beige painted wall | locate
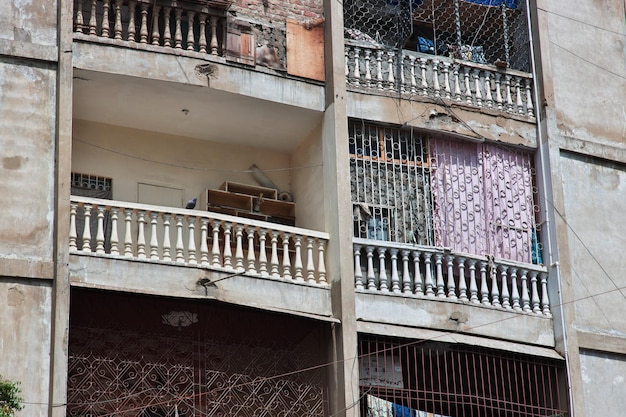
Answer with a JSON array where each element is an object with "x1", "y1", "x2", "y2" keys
[
  {"x1": 560, "y1": 152, "x2": 626, "y2": 337},
  {"x1": 0, "y1": 61, "x2": 56, "y2": 263},
  {"x1": 72, "y1": 120, "x2": 293, "y2": 207},
  {"x1": 0, "y1": 0, "x2": 57, "y2": 46},
  {"x1": 538, "y1": 0, "x2": 626, "y2": 145}
]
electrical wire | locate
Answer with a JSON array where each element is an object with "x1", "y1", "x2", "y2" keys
[
  {"x1": 73, "y1": 138, "x2": 324, "y2": 173},
  {"x1": 537, "y1": 6, "x2": 626, "y2": 37}
]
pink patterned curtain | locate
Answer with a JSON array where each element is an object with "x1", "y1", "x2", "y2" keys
[{"x1": 430, "y1": 138, "x2": 535, "y2": 263}]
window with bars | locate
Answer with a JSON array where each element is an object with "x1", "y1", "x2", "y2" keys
[
  {"x1": 349, "y1": 121, "x2": 543, "y2": 264},
  {"x1": 358, "y1": 335, "x2": 569, "y2": 417}
]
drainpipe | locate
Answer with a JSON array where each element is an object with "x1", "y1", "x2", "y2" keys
[{"x1": 525, "y1": 0, "x2": 575, "y2": 415}]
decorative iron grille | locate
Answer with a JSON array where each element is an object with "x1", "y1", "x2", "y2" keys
[
  {"x1": 344, "y1": 0, "x2": 531, "y2": 72},
  {"x1": 349, "y1": 121, "x2": 433, "y2": 245},
  {"x1": 359, "y1": 335, "x2": 569, "y2": 417}
]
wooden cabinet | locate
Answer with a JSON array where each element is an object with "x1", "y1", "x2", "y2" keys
[{"x1": 199, "y1": 182, "x2": 295, "y2": 226}]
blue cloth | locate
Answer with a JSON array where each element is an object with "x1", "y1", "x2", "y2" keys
[
  {"x1": 462, "y1": 0, "x2": 519, "y2": 8},
  {"x1": 392, "y1": 404, "x2": 414, "y2": 417}
]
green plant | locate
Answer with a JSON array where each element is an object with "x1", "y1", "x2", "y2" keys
[{"x1": 0, "y1": 376, "x2": 23, "y2": 417}]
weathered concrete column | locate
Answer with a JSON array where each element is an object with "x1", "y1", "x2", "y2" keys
[{"x1": 323, "y1": 0, "x2": 360, "y2": 415}]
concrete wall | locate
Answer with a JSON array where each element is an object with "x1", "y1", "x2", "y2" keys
[{"x1": 579, "y1": 350, "x2": 626, "y2": 416}]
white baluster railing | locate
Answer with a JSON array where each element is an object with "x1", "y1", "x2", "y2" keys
[
  {"x1": 353, "y1": 238, "x2": 550, "y2": 316},
  {"x1": 73, "y1": 0, "x2": 227, "y2": 57},
  {"x1": 344, "y1": 41, "x2": 535, "y2": 118},
  {"x1": 70, "y1": 196, "x2": 330, "y2": 286}
]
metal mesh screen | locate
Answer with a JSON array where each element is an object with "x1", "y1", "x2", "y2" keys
[{"x1": 344, "y1": 0, "x2": 530, "y2": 72}]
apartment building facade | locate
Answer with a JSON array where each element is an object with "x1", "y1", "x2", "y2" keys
[{"x1": 0, "y1": 0, "x2": 624, "y2": 416}]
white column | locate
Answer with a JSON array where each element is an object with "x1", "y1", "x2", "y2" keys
[
  {"x1": 259, "y1": 228, "x2": 269, "y2": 276},
  {"x1": 200, "y1": 218, "x2": 209, "y2": 266},
  {"x1": 95, "y1": 206, "x2": 106, "y2": 254},
  {"x1": 150, "y1": 212, "x2": 159, "y2": 260},
  {"x1": 234, "y1": 224, "x2": 245, "y2": 271},
  {"x1": 390, "y1": 249, "x2": 400, "y2": 293},
  {"x1": 223, "y1": 222, "x2": 233, "y2": 269},
  {"x1": 69, "y1": 204, "x2": 77, "y2": 251},
  {"x1": 110, "y1": 207, "x2": 119, "y2": 255},
  {"x1": 282, "y1": 232, "x2": 292, "y2": 279},
  {"x1": 81, "y1": 204, "x2": 92, "y2": 252},
  {"x1": 366, "y1": 246, "x2": 376, "y2": 290},
  {"x1": 246, "y1": 226, "x2": 257, "y2": 274},
  {"x1": 162, "y1": 213, "x2": 171, "y2": 261},
  {"x1": 187, "y1": 216, "x2": 197, "y2": 265}
]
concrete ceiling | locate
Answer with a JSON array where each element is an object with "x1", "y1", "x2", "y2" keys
[{"x1": 72, "y1": 69, "x2": 323, "y2": 152}]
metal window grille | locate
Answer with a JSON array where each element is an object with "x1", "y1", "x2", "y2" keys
[
  {"x1": 349, "y1": 121, "x2": 433, "y2": 245},
  {"x1": 71, "y1": 172, "x2": 112, "y2": 192},
  {"x1": 344, "y1": 0, "x2": 530, "y2": 72},
  {"x1": 359, "y1": 335, "x2": 569, "y2": 417}
]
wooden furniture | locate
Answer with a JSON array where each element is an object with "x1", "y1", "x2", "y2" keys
[{"x1": 199, "y1": 182, "x2": 296, "y2": 226}]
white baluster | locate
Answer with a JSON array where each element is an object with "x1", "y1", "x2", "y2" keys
[
  {"x1": 223, "y1": 222, "x2": 233, "y2": 269},
  {"x1": 376, "y1": 50, "x2": 384, "y2": 90},
  {"x1": 123, "y1": 209, "x2": 133, "y2": 257},
  {"x1": 399, "y1": 54, "x2": 406, "y2": 93},
  {"x1": 114, "y1": 0, "x2": 123, "y2": 39},
  {"x1": 187, "y1": 216, "x2": 197, "y2": 265},
  {"x1": 453, "y1": 65, "x2": 462, "y2": 101},
  {"x1": 491, "y1": 261, "x2": 501, "y2": 307},
  {"x1": 500, "y1": 265, "x2": 510, "y2": 309},
  {"x1": 390, "y1": 249, "x2": 400, "y2": 293},
  {"x1": 401, "y1": 250, "x2": 411, "y2": 294},
  {"x1": 442, "y1": 62, "x2": 451, "y2": 99},
  {"x1": 162, "y1": 213, "x2": 171, "y2": 261},
  {"x1": 344, "y1": 47, "x2": 350, "y2": 79},
  {"x1": 473, "y1": 69, "x2": 482, "y2": 107},
  {"x1": 435, "y1": 254, "x2": 445, "y2": 298},
  {"x1": 540, "y1": 273, "x2": 551, "y2": 316},
  {"x1": 510, "y1": 268, "x2": 521, "y2": 311},
  {"x1": 479, "y1": 261, "x2": 490, "y2": 305},
  {"x1": 505, "y1": 75, "x2": 513, "y2": 113},
  {"x1": 423, "y1": 253, "x2": 434, "y2": 296},
  {"x1": 174, "y1": 9, "x2": 183, "y2": 49},
  {"x1": 409, "y1": 55, "x2": 417, "y2": 94},
  {"x1": 82, "y1": 204, "x2": 92, "y2": 252},
  {"x1": 446, "y1": 255, "x2": 457, "y2": 299},
  {"x1": 458, "y1": 257, "x2": 468, "y2": 302},
  {"x1": 136, "y1": 210, "x2": 146, "y2": 259},
  {"x1": 306, "y1": 237, "x2": 316, "y2": 284},
  {"x1": 317, "y1": 239, "x2": 327, "y2": 285},
  {"x1": 366, "y1": 246, "x2": 376, "y2": 290},
  {"x1": 95, "y1": 206, "x2": 105, "y2": 254},
  {"x1": 127, "y1": 0, "x2": 136, "y2": 42},
  {"x1": 200, "y1": 218, "x2": 209, "y2": 266},
  {"x1": 175, "y1": 215, "x2": 184, "y2": 262},
  {"x1": 364, "y1": 49, "x2": 372, "y2": 87},
  {"x1": 468, "y1": 259, "x2": 479, "y2": 303},
  {"x1": 353, "y1": 47, "x2": 361, "y2": 85},
  {"x1": 211, "y1": 220, "x2": 221, "y2": 267},
  {"x1": 75, "y1": 0, "x2": 84, "y2": 33},
  {"x1": 485, "y1": 71, "x2": 493, "y2": 108},
  {"x1": 69, "y1": 204, "x2": 77, "y2": 251},
  {"x1": 209, "y1": 16, "x2": 219, "y2": 55},
  {"x1": 186, "y1": 11, "x2": 195, "y2": 51},
  {"x1": 294, "y1": 235, "x2": 304, "y2": 281},
  {"x1": 88, "y1": 0, "x2": 97, "y2": 36},
  {"x1": 149, "y1": 212, "x2": 159, "y2": 260},
  {"x1": 258, "y1": 229, "x2": 268, "y2": 276},
  {"x1": 420, "y1": 58, "x2": 428, "y2": 96},
  {"x1": 377, "y1": 247, "x2": 388, "y2": 291},
  {"x1": 270, "y1": 231, "x2": 280, "y2": 278},
  {"x1": 101, "y1": 0, "x2": 110, "y2": 38},
  {"x1": 464, "y1": 67, "x2": 472, "y2": 104},
  {"x1": 198, "y1": 13, "x2": 207, "y2": 53},
  {"x1": 525, "y1": 78, "x2": 534, "y2": 117},
  {"x1": 412, "y1": 250, "x2": 423, "y2": 295},
  {"x1": 163, "y1": 7, "x2": 171, "y2": 47},
  {"x1": 110, "y1": 207, "x2": 119, "y2": 255},
  {"x1": 234, "y1": 224, "x2": 245, "y2": 271},
  {"x1": 432, "y1": 60, "x2": 441, "y2": 98},
  {"x1": 520, "y1": 269, "x2": 531, "y2": 312},
  {"x1": 246, "y1": 226, "x2": 257, "y2": 274},
  {"x1": 515, "y1": 77, "x2": 524, "y2": 114},
  {"x1": 530, "y1": 271, "x2": 541, "y2": 313},
  {"x1": 386, "y1": 51, "x2": 395, "y2": 90},
  {"x1": 282, "y1": 233, "x2": 292, "y2": 279},
  {"x1": 354, "y1": 244, "x2": 364, "y2": 289},
  {"x1": 494, "y1": 72, "x2": 503, "y2": 110},
  {"x1": 151, "y1": 5, "x2": 161, "y2": 45},
  {"x1": 139, "y1": 3, "x2": 149, "y2": 43}
]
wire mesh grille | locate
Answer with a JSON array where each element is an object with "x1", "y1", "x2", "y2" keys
[
  {"x1": 359, "y1": 335, "x2": 569, "y2": 417},
  {"x1": 344, "y1": 0, "x2": 530, "y2": 72}
]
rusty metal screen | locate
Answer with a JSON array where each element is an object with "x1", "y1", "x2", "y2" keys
[
  {"x1": 67, "y1": 289, "x2": 327, "y2": 417},
  {"x1": 359, "y1": 335, "x2": 569, "y2": 417},
  {"x1": 344, "y1": 0, "x2": 530, "y2": 72}
]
